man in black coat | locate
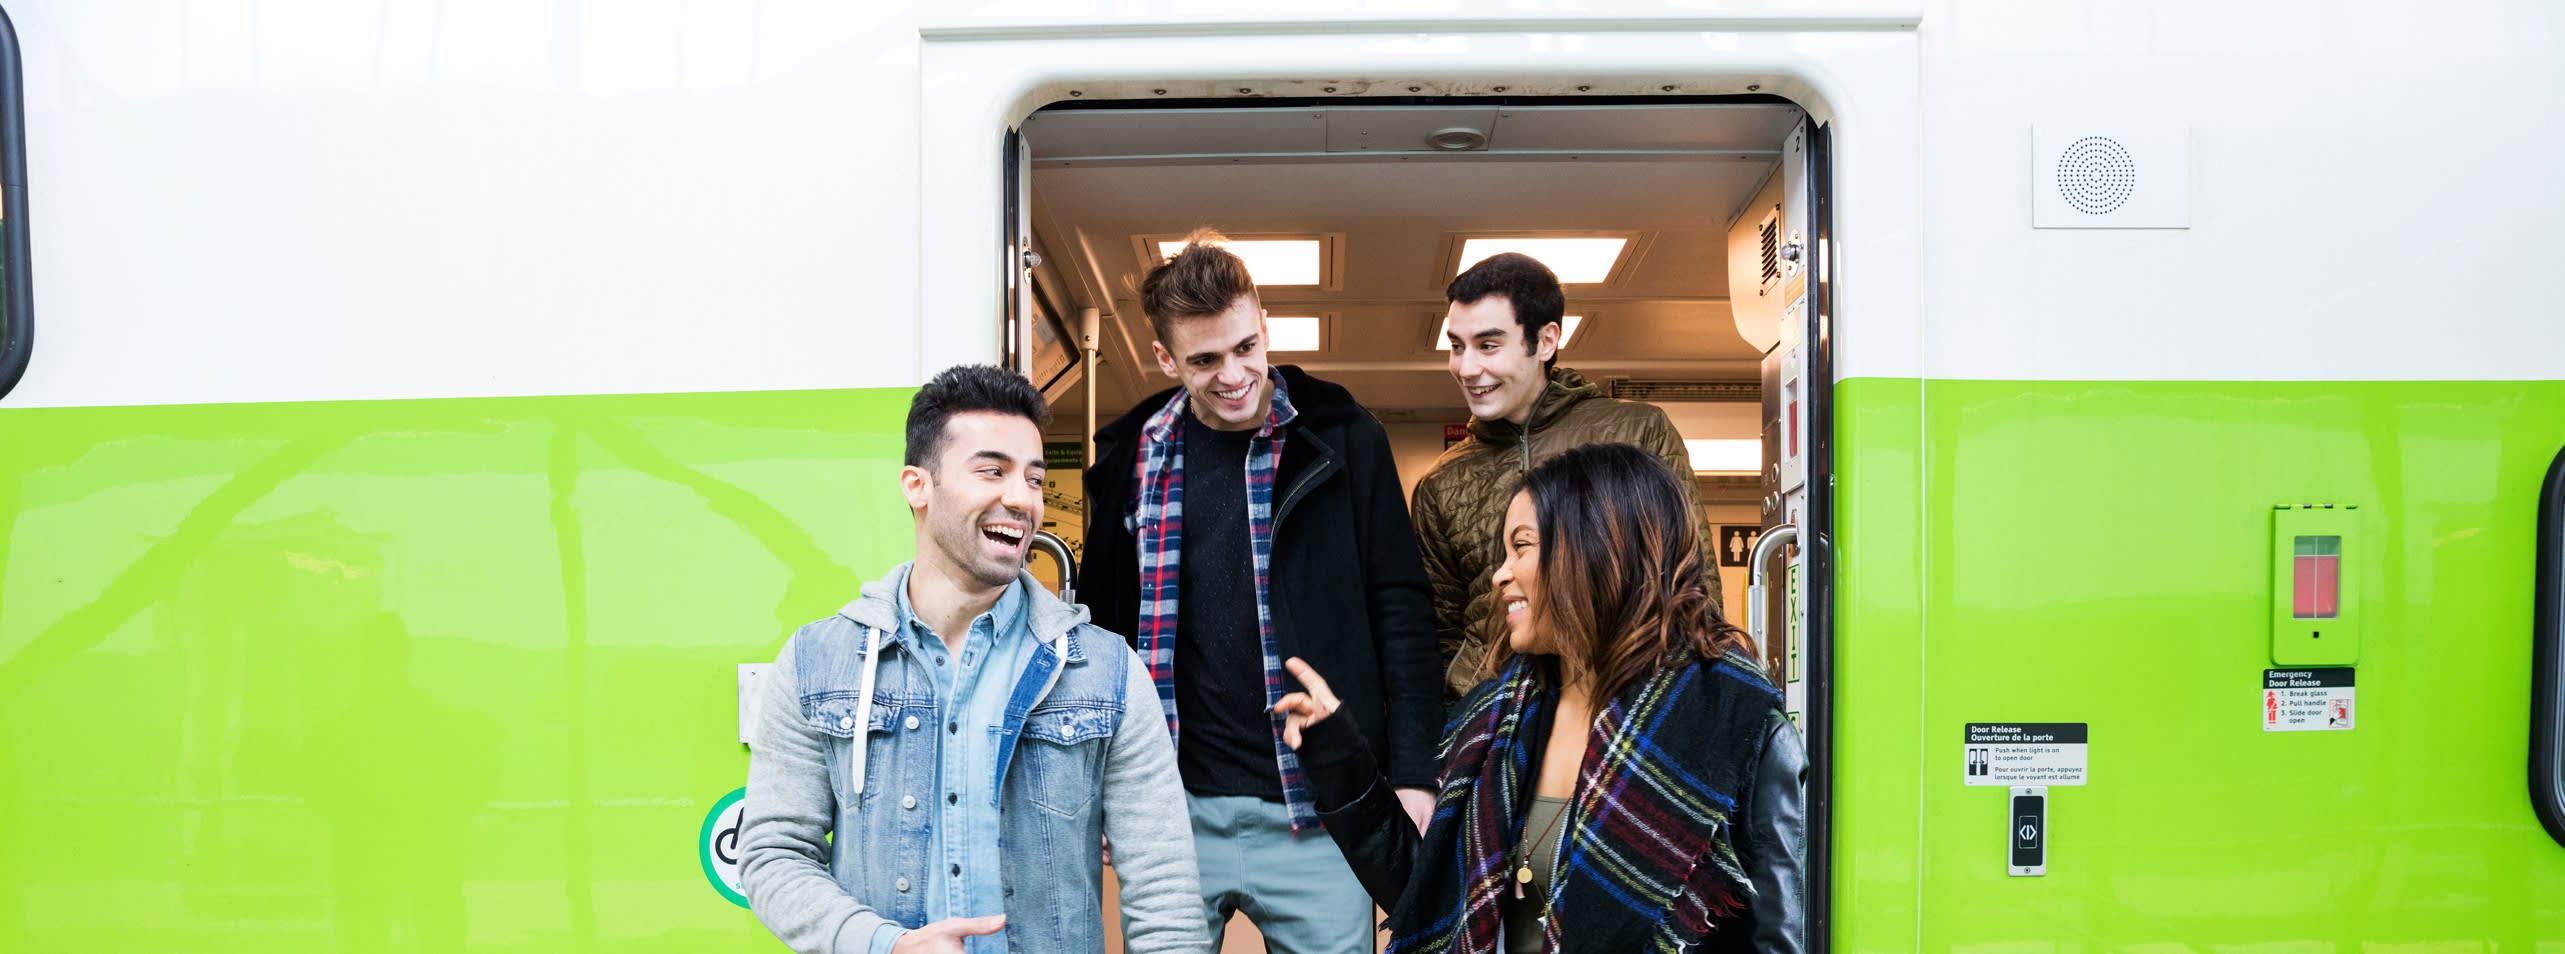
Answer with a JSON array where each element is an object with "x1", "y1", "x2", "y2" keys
[{"x1": 1084, "y1": 233, "x2": 1441, "y2": 952}]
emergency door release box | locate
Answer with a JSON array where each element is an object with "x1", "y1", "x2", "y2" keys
[{"x1": 2271, "y1": 505, "x2": 2359, "y2": 666}]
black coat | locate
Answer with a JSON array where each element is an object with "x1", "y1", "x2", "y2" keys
[{"x1": 1084, "y1": 366, "x2": 1441, "y2": 789}]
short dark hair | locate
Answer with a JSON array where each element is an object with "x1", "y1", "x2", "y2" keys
[
  {"x1": 904, "y1": 364, "x2": 1050, "y2": 468},
  {"x1": 1138, "y1": 229, "x2": 1260, "y2": 344},
  {"x1": 1447, "y1": 252, "x2": 1566, "y2": 370}
]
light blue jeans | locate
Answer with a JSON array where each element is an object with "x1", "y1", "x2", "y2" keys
[{"x1": 1186, "y1": 793, "x2": 1378, "y2": 953}]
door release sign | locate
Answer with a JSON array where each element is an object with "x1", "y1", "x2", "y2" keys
[
  {"x1": 1963, "y1": 723, "x2": 2087, "y2": 786},
  {"x1": 2263, "y1": 668, "x2": 2354, "y2": 732}
]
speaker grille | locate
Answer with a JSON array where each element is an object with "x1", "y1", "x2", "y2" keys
[{"x1": 2057, "y1": 136, "x2": 2137, "y2": 215}]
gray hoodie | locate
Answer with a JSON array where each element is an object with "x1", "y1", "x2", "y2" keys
[{"x1": 739, "y1": 566, "x2": 1208, "y2": 952}]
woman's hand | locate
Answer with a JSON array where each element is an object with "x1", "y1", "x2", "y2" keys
[{"x1": 1271, "y1": 657, "x2": 1341, "y2": 751}]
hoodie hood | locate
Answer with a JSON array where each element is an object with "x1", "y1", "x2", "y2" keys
[{"x1": 838, "y1": 562, "x2": 1092, "y2": 664}]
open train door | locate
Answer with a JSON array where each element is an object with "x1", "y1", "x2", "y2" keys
[
  {"x1": 1737, "y1": 116, "x2": 1834, "y2": 952},
  {"x1": 1000, "y1": 124, "x2": 1088, "y2": 601},
  {"x1": 1800, "y1": 118, "x2": 1837, "y2": 954},
  {"x1": 1002, "y1": 126, "x2": 1037, "y2": 382}
]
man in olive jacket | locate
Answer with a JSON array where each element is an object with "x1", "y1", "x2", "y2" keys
[
  {"x1": 1413, "y1": 252, "x2": 1724, "y2": 700},
  {"x1": 1083, "y1": 236, "x2": 1442, "y2": 952}
]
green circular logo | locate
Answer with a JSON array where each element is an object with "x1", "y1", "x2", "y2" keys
[{"x1": 699, "y1": 787, "x2": 749, "y2": 908}]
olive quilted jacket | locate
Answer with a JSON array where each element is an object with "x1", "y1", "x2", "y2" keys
[{"x1": 1409, "y1": 368, "x2": 1724, "y2": 700}]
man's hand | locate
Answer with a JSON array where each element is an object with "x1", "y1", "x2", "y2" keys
[
  {"x1": 890, "y1": 915, "x2": 1006, "y2": 953},
  {"x1": 1272, "y1": 657, "x2": 1341, "y2": 751},
  {"x1": 1393, "y1": 787, "x2": 1435, "y2": 834}
]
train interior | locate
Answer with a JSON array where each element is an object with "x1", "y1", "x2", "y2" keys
[{"x1": 1012, "y1": 97, "x2": 1814, "y2": 951}]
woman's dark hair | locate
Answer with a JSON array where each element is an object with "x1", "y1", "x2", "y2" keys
[
  {"x1": 904, "y1": 364, "x2": 1050, "y2": 468},
  {"x1": 1507, "y1": 442, "x2": 1747, "y2": 700}
]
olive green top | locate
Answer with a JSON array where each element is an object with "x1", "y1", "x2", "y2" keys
[{"x1": 1505, "y1": 795, "x2": 1573, "y2": 954}]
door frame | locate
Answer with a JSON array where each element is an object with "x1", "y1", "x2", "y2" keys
[{"x1": 926, "y1": 20, "x2": 1920, "y2": 952}]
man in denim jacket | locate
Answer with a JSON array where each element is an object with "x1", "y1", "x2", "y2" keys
[{"x1": 740, "y1": 365, "x2": 1207, "y2": 954}]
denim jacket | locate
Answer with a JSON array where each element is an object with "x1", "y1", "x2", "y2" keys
[{"x1": 739, "y1": 566, "x2": 1208, "y2": 953}]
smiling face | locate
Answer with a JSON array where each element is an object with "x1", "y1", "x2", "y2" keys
[
  {"x1": 1445, "y1": 296, "x2": 1559, "y2": 426},
  {"x1": 1491, "y1": 490, "x2": 1547, "y2": 655},
  {"x1": 1152, "y1": 293, "x2": 1273, "y2": 432},
  {"x1": 902, "y1": 410, "x2": 1046, "y2": 590}
]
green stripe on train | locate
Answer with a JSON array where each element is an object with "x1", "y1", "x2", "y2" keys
[
  {"x1": 6, "y1": 378, "x2": 2565, "y2": 950},
  {"x1": 0, "y1": 388, "x2": 914, "y2": 952},
  {"x1": 1835, "y1": 377, "x2": 2565, "y2": 951}
]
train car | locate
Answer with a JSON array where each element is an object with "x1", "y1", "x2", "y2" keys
[{"x1": 2, "y1": 1, "x2": 2560, "y2": 951}]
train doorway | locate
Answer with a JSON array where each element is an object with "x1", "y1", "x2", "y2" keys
[{"x1": 1003, "y1": 95, "x2": 1837, "y2": 953}]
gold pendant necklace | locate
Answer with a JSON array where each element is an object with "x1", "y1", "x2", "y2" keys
[{"x1": 1510, "y1": 799, "x2": 1571, "y2": 901}]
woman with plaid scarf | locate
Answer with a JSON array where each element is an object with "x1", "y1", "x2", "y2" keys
[{"x1": 1277, "y1": 443, "x2": 1807, "y2": 953}]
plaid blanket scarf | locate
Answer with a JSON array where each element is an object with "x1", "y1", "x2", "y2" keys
[
  {"x1": 1130, "y1": 369, "x2": 1323, "y2": 829},
  {"x1": 1387, "y1": 650, "x2": 1781, "y2": 954}
]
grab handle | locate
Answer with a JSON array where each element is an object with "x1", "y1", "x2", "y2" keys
[
  {"x1": 2533, "y1": 445, "x2": 2565, "y2": 848},
  {"x1": 1746, "y1": 525, "x2": 1800, "y2": 664},
  {"x1": 1029, "y1": 530, "x2": 1078, "y2": 604}
]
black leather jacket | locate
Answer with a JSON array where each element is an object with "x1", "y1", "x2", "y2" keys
[
  {"x1": 1738, "y1": 714, "x2": 1809, "y2": 954},
  {"x1": 1301, "y1": 709, "x2": 1808, "y2": 953}
]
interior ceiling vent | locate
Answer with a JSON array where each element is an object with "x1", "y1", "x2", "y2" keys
[
  {"x1": 1427, "y1": 126, "x2": 1489, "y2": 151},
  {"x1": 1606, "y1": 379, "x2": 1759, "y2": 403}
]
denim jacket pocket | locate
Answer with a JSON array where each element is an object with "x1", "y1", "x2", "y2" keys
[
  {"x1": 808, "y1": 696, "x2": 902, "y2": 807},
  {"x1": 1015, "y1": 702, "x2": 1118, "y2": 818}
]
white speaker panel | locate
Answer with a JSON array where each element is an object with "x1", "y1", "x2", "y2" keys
[{"x1": 2032, "y1": 125, "x2": 2191, "y2": 229}]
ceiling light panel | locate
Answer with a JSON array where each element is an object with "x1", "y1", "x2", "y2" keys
[
  {"x1": 1265, "y1": 316, "x2": 1324, "y2": 353},
  {"x1": 1154, "y1": 238, "x2": 1324, "y2": 287},
  {"x1": 1455, "y1": 237, "x2": 1629, "y2": 284},
  {"x1": 1431, "y1": 315, "x2": 1584, "y2": 351},
  {"x1": 1683, "y1": 438, "x2": 1762, "y2": 476}
]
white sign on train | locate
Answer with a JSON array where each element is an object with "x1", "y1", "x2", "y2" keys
[
  {"x1": 2263, "y1": 668, "x2": 2355, "y2": 732},
  {"x1": 1962, "y1": 722, "x2": 2088, "y2": 787}
]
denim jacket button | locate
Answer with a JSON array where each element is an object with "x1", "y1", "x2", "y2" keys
[
  {"x1": 895, "y1": 877, "x2": 911, "y2": 893},
  {"x1": 838, "y1": 715, "x2": 854, "y2": 731},
  {"x1": 901, "y1": 795, "x2": 917, "y2": 810},
  {"x1": 904, "y1": 715, "x2": 920, "y2": 731}
]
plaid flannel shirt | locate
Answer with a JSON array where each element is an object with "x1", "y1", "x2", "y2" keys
[{"x1": 1129, "y1": 369, "x2": 1319, "y2": 829}]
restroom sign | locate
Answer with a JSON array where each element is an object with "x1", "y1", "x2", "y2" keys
[
  {"x1": 1718, "y1": 525, "x2": 1762, "y2": 568},
  {"x1": 1962, "y1": 722, "x2": 2088, "y2": 786},
  {"x1": 2263, "y1": 668, "x2": 2355, "y2": 732},
  {"x1": 700, "y1": 787, "x2": 749, "y2": 908}
]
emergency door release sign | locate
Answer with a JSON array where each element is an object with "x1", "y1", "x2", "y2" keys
[
  {"x1": 2263, "y1": 668, "x2": 2354, "y2": 732},
  {"x1": 1962, "y1": 722, "x2": 2088, "y2": 786}
]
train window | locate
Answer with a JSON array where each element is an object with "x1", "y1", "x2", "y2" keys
[{"x1": 0, "y1": 5, "x2": 27, "y2": 401}]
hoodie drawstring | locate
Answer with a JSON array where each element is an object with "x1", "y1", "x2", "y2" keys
[{"x1": 848, "y1": 625, "x2": 884, "y2": 801}]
